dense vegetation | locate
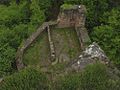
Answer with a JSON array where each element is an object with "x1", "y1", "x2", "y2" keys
[
  {"x1": 91, "y1": 7, "x2": 120, "y2": 68},
  {"x1": 0, "y1": 0, "x2": 50, "y2": 77},
  {"x1": 54, "y1": 63, "x2": 120, "y2": 90},
  {"x1": 0, "y1": 67, "x2": 49, "y2": 90},
  {"x1": 1, "y1": 63, "x2": 120, "y2": 90},
  {"x1": 0, "y1": 0, "x2": 120, "y2": 89}
]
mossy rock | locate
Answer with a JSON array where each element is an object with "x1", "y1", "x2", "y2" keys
[{"x1": 61, "y1": 4, "x2": 76, "y2": 10}]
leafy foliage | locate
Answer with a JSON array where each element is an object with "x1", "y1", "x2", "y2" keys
[
  {"x1": 55, "y1": 63, "x2": 120, "y2": 90},
  {"x1": 64, "y1": 0, "x2": 109, "y2": 29},
  {"x1": 0, "y1": 0, "x2": 120, "y2": 89},
  {"x1": 0, "y1": 2, "x2": 28, "y2": 27},
  {"x1": 0, "y1": 68, "x2": 49, "y2": 90},
  {"x1": 0, "y1": 44, "x2": 15, "y2": 77},
  {"x1": 30, "y1": 0, "x2": 45, "y2": 26},
  {"x1": 61, "y1": 4, "x2": 74, "y2": 10},
  {"x1": 0, "y1": 0, "x2": 46, "y2": 76},
  {"x1": 0, "y1": 0, "x2": 10, "y2": 5},
  {"x1": 80, "y1": 63, "x2": 109, "y2": 90},
  {"x1": 91, "y1": 7, "x2": 120, "y2": 68}
]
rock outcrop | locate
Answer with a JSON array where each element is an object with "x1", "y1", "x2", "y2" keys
[
  {"x1": 67, "y1": 42, "x2": 110, "y2": 71},
  {"x1": 65, "y1": 42, "x2": 120, "y2": 77}
]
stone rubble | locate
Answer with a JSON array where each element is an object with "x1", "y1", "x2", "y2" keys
[{"x1": 68, "y1": 42, "x2": 110, "y2": 71}]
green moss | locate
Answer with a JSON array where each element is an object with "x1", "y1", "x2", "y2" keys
[{"x1": 61, "y1": 4, "x2": 74, "y2": 10}]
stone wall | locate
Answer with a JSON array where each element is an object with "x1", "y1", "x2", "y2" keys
[
  {"x1": 57, "y1": 5, "x2": 86, "y2": 28},
  {"x1": 75, "y1": 26, "x2": 91, "y2": 49},
  {"x1": 57, "y1": 5, "x2": 90, "y2": 50},
  {"x1": 47, "y1": 26, "x2": 56, "y2": 61},
  {"x1": 16, "y1": 5, "x2": 91, "y2": 70},
  {"x1": 16, "y1": 21, "x2": 57, "y2": 70}
]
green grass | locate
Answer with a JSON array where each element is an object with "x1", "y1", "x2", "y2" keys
[
  {"x1": 23, "y1": 30, "x2": 50, "y2": 67},
  {"x1": 61, "y1": 4, "x2": 74, "y2": 10},
  {"x1": 23, "y1": 27, "x2": 81, "y2": 69},
  {"x1": 51, "y1": 28, "x2": 81, "y2": 61}
]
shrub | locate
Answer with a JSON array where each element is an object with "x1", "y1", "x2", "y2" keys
[
  {"x1": 64, "y1": 0, "x2": 109, "y2": 29},
  {"x1": 0, "y1": 44, "x2": 15, "y2": 77},
  {"x1": 80, "y1": 63, "x2": 109, "y2": 90},
  {"x1": 0, "y1": 0, "x2": 46, "y2": 76},
  {"x1": 30, "y1": 0, "x2": 45, "y2": 26},
  {"x1": 55, "y1": 63, "x2": 120, "y2": 90},
  {"x1": 0, "y1": 68, "x2": 49, "y2": 90},
  {"x1": 61, "y1": 4, "x2": 74, "y2": 10},
  {"x1": 91, "y1": 8, "x2": 120, "y2": 68},
  {"x1": 0, "y1": 2, "x2": 29, "y2": 27}
]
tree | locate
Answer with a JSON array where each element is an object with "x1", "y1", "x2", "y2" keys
[
  {"x1": 64, "y1": 0, "x2": 109, "y2": 30},
  {"x1": 30, "y1": 0, "x2": 45, "y2": 26},
  {"x1": 91, "y1": 7, "x2": 120, "y2": 68}
]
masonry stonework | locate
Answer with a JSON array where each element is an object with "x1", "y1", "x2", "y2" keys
[{"x1": 57, "y1": 5, "x2": 86, "y2": 28}]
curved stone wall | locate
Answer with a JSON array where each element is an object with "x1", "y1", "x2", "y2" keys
[{"x1": 16, "y1": 21, "x2": 57, "y2": 70}]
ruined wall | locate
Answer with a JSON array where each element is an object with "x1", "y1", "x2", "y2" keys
[
  {"x1": 47, "y1": 26, "x2": 56, "y2": 61},
  {"x1": 16, "y1": 21, "x2": 57, "y2": 70},
  {"x1": 16, "y1": 5, "x2": 91, "y2": 70},
  {"x1": 57, "y1": 5, "x2": 86, "y2": 28},
  {"x1": 75, "y1": 26, "x2": 91, "y2": 49},
  {"x1": 57, "y1": 5, "x2": 91, "y2": 49}
]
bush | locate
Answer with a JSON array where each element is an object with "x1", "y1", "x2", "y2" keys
[
  {"x1": 80, "y1": 63, "x2": 109, "y2": 90},
  {"x1": 30, "y1": 0, "x2": 45, "y2": 26},
  {"x1": 0, "y1": 44, "x2": 15, "y2": 77},
  {"x1": 55, "y1": 74, "x2": 80, "y2": 90},
  {"x1": 64, "y1": 0, "x2": 109, "y2": 29},
  {"x1": 61, "y1": 4, "x2": 74, "y2": 10},
  {"x1": 0, "y1": 68, "x2": 49, "y2": 90},
  {"x1": 55, "y1": 63, "x2": 120, "y2": 90},
  {"x1": 0, "y1": 2, "x2": 29, "y2": 27},
  {"x1": 91, "y1": 8, "x2": 120, "y2": 68},
  {"x1": 0, "y1": 0, "x2": 46, "y2": 76},
  {"x1": 0, "y1": 0, "x2": 10, "y2": 5}
]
